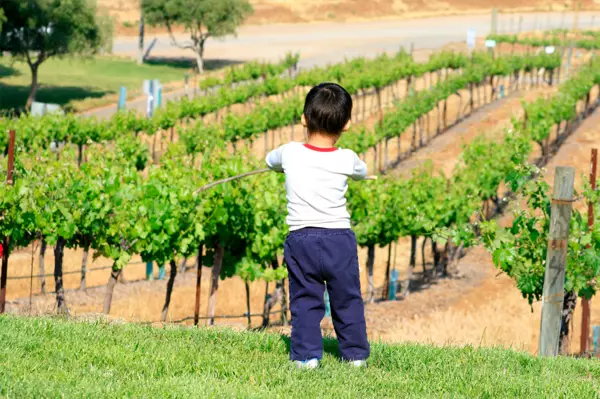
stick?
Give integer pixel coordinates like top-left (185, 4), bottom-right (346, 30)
top-left (581, 148), bottom-right (597, 354)
top-left (195, 169), bottom-right (270, 193)
top-left (0, 130), bottom-right (15, 314)
top-left (195, 169), bottom-right (379, 194)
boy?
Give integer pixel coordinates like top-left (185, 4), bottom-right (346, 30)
top-left (265, 82), bottom-right (370, 369)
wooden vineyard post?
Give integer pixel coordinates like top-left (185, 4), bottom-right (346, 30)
top-left (581, 149), bottom-right (598, 354)
top-left (539, 166), bottom-right (575, 357)
top-left (207, 244), bottom-right (224, 325)
top-left (194, 244), bottom-right (204, 326)
top-left (137, 8), bottom-right (144, 65)
top-left (0, 130), bottom-right (16, 314)
top-left (376, 86), bottom-right (384, 171)
top-left (193, 71), bottom-right (198, 97)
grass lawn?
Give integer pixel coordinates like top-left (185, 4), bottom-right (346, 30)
top-left (1, 316), bottom-right (599, 398)
top-left (0, 56), bottom-right (196, 113)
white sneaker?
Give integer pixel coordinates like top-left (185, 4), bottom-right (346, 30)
top-left (294, 358), bottom-right (319, 369)
top-left (348, 360), bottom-right (367, 368)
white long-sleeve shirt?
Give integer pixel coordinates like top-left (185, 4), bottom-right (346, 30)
top-left (266, 142), bottom-right (368, 231)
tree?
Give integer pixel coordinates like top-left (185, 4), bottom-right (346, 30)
top-left (0, 0), bottom-right (107, 109)
top-left (142, 0), bottom-right (253, 73)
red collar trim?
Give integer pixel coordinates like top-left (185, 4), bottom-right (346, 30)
top-left (303, 143), bottom-right (338, 152)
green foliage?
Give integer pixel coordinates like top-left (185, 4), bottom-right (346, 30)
top-left (488, 32), bottom-right (600, 51)
top-left (521, 58), bottom-right (600, 152)
top-left (3, 48), bottom-right (550, 156)
top-left (481, 170), bottom-right (600, 303)
top-left (0, 0), bottom-right (108, 106)
top-left (339, 51), bottom-right (557, 154)
top-left (2, 48), bottom-right (590, 295)
top-left (144, 0), bottom-right (253, 39)
top-left (134, 158), bottom-right (202, 265)
top-left (0, 0), bottom-right (104, 58)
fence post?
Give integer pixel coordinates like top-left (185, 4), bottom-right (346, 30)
top-left (539, 166), bottom-right (575, 357)
top-left (194, 244), bottom-right (203, 326)
top-left (491, 9), bottom-right (498, 35)
top-left (0, 130), bottom-right (16, 314)
top-left (581, 149), bottom-right (598, 354)
top-left (118, 86), bottom-right (127, 111)
top-left (145, 261), bottom-right (154, 281)
top-left (137, 9), bottom-right (144, 65)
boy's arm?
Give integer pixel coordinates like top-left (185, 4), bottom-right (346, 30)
top-left (349, 152), bottom-right (368, 181)
top-left (265, 145), bottom-right (285, 173)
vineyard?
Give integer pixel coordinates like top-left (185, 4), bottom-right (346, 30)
top-left (1, 26), bottom-right (600, 362)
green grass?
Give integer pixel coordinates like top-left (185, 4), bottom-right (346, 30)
top-left (1, 315), bottom-right (599, 398)
top-left (0, 56), bottom-right (196, 112)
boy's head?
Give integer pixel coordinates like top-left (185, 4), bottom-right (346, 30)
top-left (302, 83), bottom-right (352, 139)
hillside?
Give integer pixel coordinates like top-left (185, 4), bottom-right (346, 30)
top-left (100, 0), bottom-right (600, 30)
top-left (1, 315), bottom-right (599, 397)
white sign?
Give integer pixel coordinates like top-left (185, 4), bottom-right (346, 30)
top-left (31, 102), bottom-right (64, 117)
top-left (545, 46), bottom-right (555, 54)
top-left (143, 80), bottom-right (152, 95)
top-left (467, 28), bottom-right (476, 50)
top-left (485, 40), bottom-right (496, 48)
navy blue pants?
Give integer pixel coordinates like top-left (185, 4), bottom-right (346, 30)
top-left (284, 228), bottom-right (370, 361)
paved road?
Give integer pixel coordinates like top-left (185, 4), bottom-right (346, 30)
top-left (87, 11), bottom-right (598, 119)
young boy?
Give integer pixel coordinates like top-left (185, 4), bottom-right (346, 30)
top-left (266, 82), bottom-right (370, 369)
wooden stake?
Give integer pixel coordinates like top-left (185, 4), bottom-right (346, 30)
top-left (539, 166), bottom-right (575, 357)
top-left (581, 149), bottom-right (597, 354)
top-left (0, 130), bottom-right (16, 314)
top-left (207, 244), bottom-right (224, 325)
top-left (194, 244), bottom-right (204, 326)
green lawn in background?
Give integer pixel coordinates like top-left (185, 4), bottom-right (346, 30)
top-left (0, 56), bottom-right (194, 113)
top-left (1, 315), bottom-right (599, 398)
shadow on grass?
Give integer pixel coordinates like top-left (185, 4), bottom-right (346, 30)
top-left (0, 64), bottom-right (20, 79)
top-left (0, 83), bottom-right (110, 113)
top-left (145, 57), bottom-right (244, 72)
top-left (279, 334), bottom-right (342, 360)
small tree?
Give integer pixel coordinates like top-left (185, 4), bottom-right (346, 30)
top-left (142, 0), bottom-right (253, 73)
top-left (0, 0), bottom-right (107, 109)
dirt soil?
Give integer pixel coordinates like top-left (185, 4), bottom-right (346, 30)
top-left (100, 0), bottom-right (600, 31)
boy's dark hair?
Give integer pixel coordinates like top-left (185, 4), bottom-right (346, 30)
top-left (303, 83), bottom-right (353, 136)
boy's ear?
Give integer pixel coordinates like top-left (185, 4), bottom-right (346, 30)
top-left (342, 119), bottom-right (351, 132)
top-left (301, 114), bottom-right (308, 127)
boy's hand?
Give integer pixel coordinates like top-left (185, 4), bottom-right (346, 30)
top-left (364, 175), bottom-right (378, 181)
